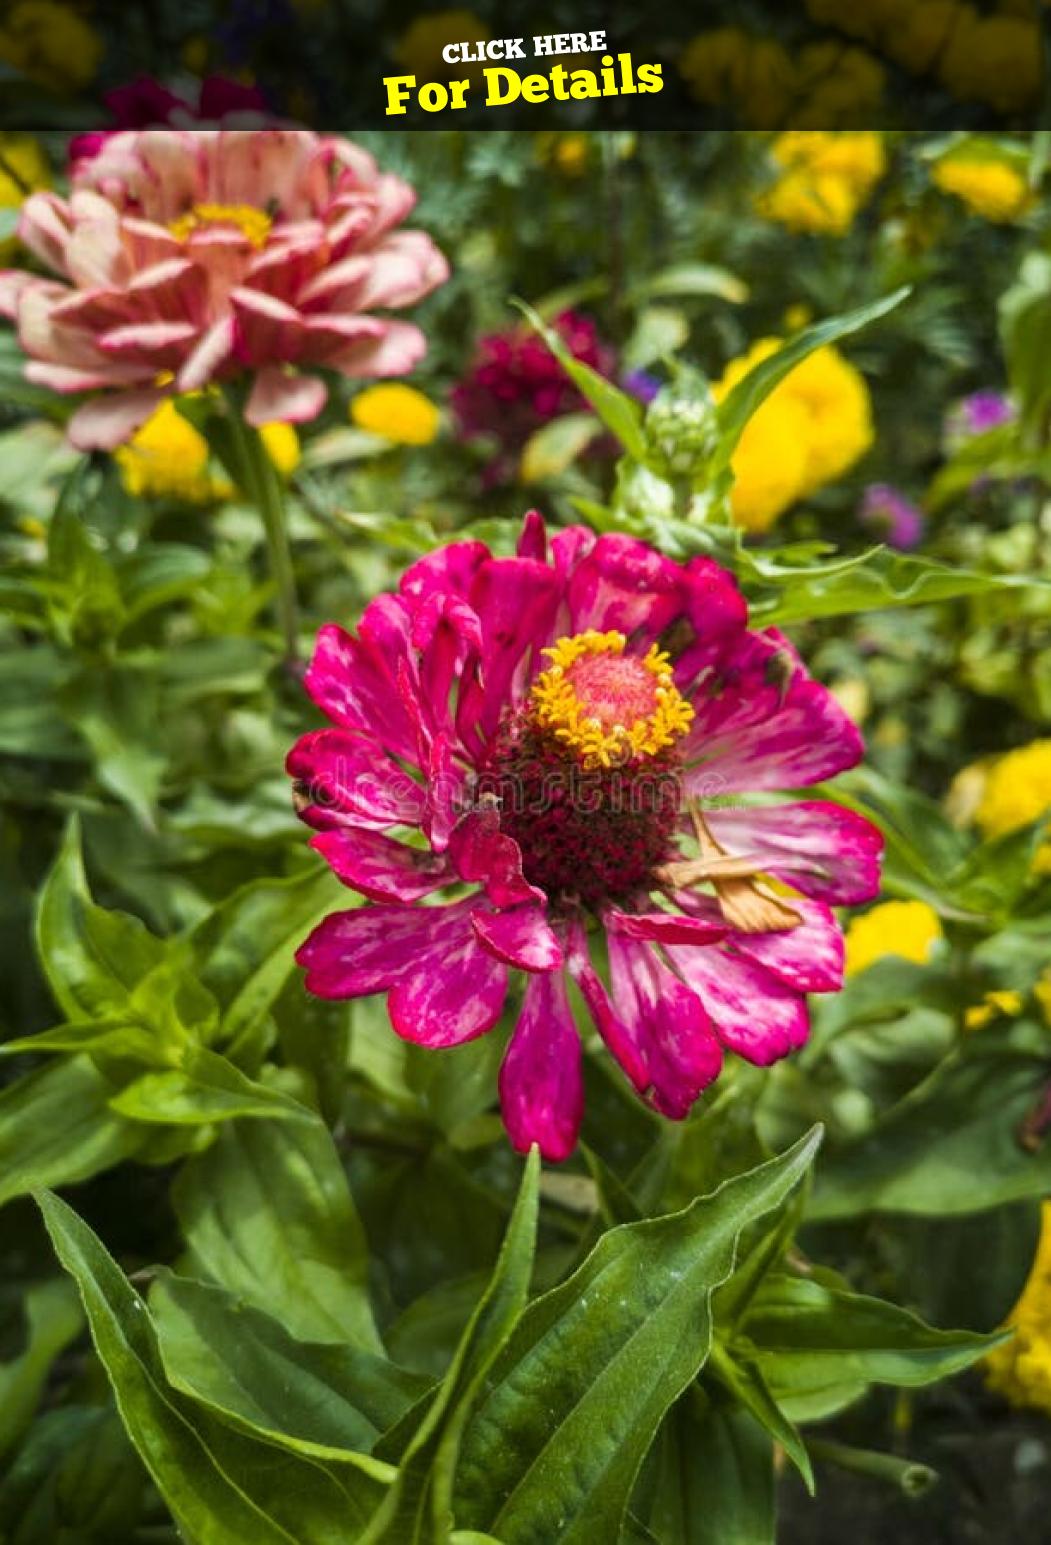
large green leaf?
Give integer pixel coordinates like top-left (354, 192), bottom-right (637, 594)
top-left (742, 1273), bottom-right (1001, 1424)
top-left (810, 1042), bottom-right (1051, 1219)
top-left (172, 1116), bottom-right (382, 1351)
top-left (36, 1191), bottom-right (307, 1545)
top-left (711, 289), bottom-right (909, 472)
top-left (643, 1391), bottom-right (774, 1545)
top-left (151, 1273), bottom-right (428, 1469)
top-left (362, 1147), bottom-right (541, 1543)
top-left (110, 1046), bottom-right (314, 1127)
top-left (0, 1057), bottom-right (145, 1207)
top-left (35, 817), bottom-right (166, 1022)
top-left (454, 1128), bottom-right (822, 1544)
top-left (514, 301), bottom-right (647, 460)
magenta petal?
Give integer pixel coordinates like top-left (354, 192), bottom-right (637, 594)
top-left (667, 943), bottom-right (810, 1066)
top-left (607, 933), bottom-right (723, 1118)
top-left (516, 509), bottom-right (548, 561)
top-left (567, 532), bottom-right (684, 640)
top-left (471, 903), bottom-right (563, 972)
top-left (703, 801), bottom-right (883, 905)
top-left (683, 630), bottom-right (863, 794)
top-left (400, 539), bottom-right (489, 605)
top-left (304, 623), bottom-right (416, 762)
top-left (499, 969), bottom-right (583, 1162)
top-left (673, 892), bottom-right (844, 994)
top-left (448, 808), bottom-right (541, 908)
top-left (566, 919), bottom-right (649, 1093)
top-left (310, 828), bottom-right (451, 902)
top-left (388, 925), bottom-right (508, 1048)
top-left (457, 557), bottom-right (561, 746)
top-left (286, 727), bottom-right (425, 831)
top-left (605, 908), bottom-right (728, 946)
top-left (296, 903), bottom-right (437, 998)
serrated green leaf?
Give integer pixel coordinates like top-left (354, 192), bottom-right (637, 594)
top-left (454, 1128), bottom-right (822, 1544)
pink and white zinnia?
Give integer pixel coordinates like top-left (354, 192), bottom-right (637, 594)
top-left (0, 130), bottom-right (449, 449)
top-left (291, 515), bottom-right (883, 1161)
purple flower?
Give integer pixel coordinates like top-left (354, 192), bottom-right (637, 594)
top-left (859, 484), bottom-right (925, 550)
top-left (622, 368), bottom-right (662, 406)
top-left (945, 390), bottom-right (1016, 451)
top-left (287, 513), bottom-right (883, 1161)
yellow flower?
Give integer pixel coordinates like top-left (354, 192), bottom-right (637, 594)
top-left (1035, 970), bottom-right (1051, 1025)
top-left (679, 28), bottom-right (796, 128)
top-left (758, 132), bottom-right (887, 234)
top-left (804, 0), bottom-right (912, 45)
top-left (713, 338), bottom-right (874, 530)
top-left (757, 169), bottom-right (860, 236)
top-left (351, 383), bottom-right (441, 446)
top-left (394, 9), bottom-right (490, 79)
top-left (843, 899), bottom-right (943, 976)
top-left (0, 135), bottom-right (49, 258)
top-left (974, 740), bottom-right (1051, 871)
top-left (790, 44), bottom-right (887, 127)
top-left (0, 1), bottom-right (101, 92)
top-left (539, 134), bottom-right (591, 177)
top-left (964, 989), bottom-right (1024, 1030)
top-left (931, 156), bottom-right (1034, 223)
top-left (985, 1202), bottom-right (1051, 1415)
top-left (116, 401), bottom-right (299, 502)
top-left (885, 0), bottom-right (971, 73)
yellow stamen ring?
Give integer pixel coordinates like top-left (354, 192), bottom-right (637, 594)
top-left (169, 203), bottom-right (273, 248)
top-left (529, 629), bottom-right (694, 768)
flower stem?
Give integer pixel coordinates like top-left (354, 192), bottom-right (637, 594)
top-left (222, 393), bottom-right (300, 665)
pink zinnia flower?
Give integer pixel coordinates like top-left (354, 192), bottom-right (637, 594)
top-left (452, 309), bottom-right (614, 484)
top-left (0, 129), bottom-right (449, 450)
top-left (290, 514), bottom-right (883, 1161)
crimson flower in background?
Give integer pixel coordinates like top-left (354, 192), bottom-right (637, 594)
top-left (289, 513), bottom-right (883, 1161)
top-left (69, 77), bottom-right (273, 165)
top-left (0, 129), bottom-right (449, 447)
top-left (451, 309), bottom-right (614, 484)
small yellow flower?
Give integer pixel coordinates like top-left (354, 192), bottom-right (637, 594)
top-left (964, 989), bottom-right (1024, 1030)
top-left (679, 28), bottom-right (796, 128)
top-left (974, 740), bottom-right (1051, 872)
top-left (713, 338), bottom-right (874, 532)
top-left (843, 899), bottom-right (943, 976)
top-left (931, 156), bottom-right (1034, 223)
top-left (0, 135), bottom-right (49, 258)
top-left (394, 9), bottom-right (490, 79)
top-left (116, 400), bottom-right (299, 502)
top-left (0, 0), bottom-right (102, 92)
top-left (180, 34), bottom-right (210, 75)
top-left (351, 384), bottom-right (441, 446)
top-left (985, 1202), bottom-right (1051, 1415)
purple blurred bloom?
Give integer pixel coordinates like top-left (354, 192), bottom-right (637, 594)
top-left (945, 390), bottom-right (1015, 452)
top-left (623, 369), bottom-right (662, 406)
top-left (859, 484), bottom-right (925, 550)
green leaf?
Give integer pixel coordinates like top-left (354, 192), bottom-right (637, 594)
top-left (183, 865), bottom-right (342, 1056)
top-left (172, 1115), bottom-right (382, 1351)
top-left (0, 1280), bottom-right (82, 1460)
top-left (707, 1341), bottom-right (812, 1491)
top-left (35, 817), bottom-right (165, 1022)
top-left (514, 300), bottom-right (647, 460)
top-left (741, 1273), bottom-right (1000, 1426)
top-left (0, 1057), bottom-right (145, 1207)
top-left (712, 289), bottom-right (909, 473)
top-left (362, 1147), bottom-right (541, 1543)
top-left (644, 1391), bottom-right (774, 1545)
top-left (519, 412), bottom-right (604, 483)
top-left (36, 1190), bottom-right (305, 1545)
top-left (628, 263), bottom-right (748, 306)
top-left (810, 1041), bottom-right (1051, 1219)
top-left (151, 1273), bottom-right (429, 1470)
top-left (454, 1128), bottom-right (822, 1544)
top-left (621, 306), bottom-right (689, 372)
top-left (110, 1046), bottom-right (314, 1126)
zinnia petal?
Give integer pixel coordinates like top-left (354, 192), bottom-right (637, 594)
top-left (499, 968), bottom-right (583, 1161)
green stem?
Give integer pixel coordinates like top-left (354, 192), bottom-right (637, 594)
top-left (223, 395), bottom-right (300, 665)
top-left (806, 1438), bottom-right (938, 1498)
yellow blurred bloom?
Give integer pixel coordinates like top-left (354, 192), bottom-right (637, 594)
top-left (394, 9), bottom-right (490, 79)
top-left (974, 740), bottom-right (1051, 871)
top-left (351, 383), bottom-right (441, 446)
top-left (758, 131), bottom-right (887, 235)
top-left (0, 1), bottom-right (101, 92)
top-left (0, 135), bottom-right (49, 258)
top-left (805, 0), bottom-right (912, 46)
top-left (931, 156), bottom-right (1034, 223)
top-left (790, 44), bottom-right (887, 127)
top-left (844, 900), bottom-right (943, 976)
top-left (680, 28), bottom-right (796, 129)
top-left (885, 0), bottom-right (969, 72)
top-left (940, 13), bottom-right (1042, 113)
top-left (714, 338), bottom-right (874, 531)
top-left (116, 401), bottom-right (298, 502)
top-left (540, 134), bottom-right (590, 177)
top-left (985, 1202), bottom-right (1051, 1415)
top-left (964, 989), bottom-right (1024, 1030)
top-left (757, 170), bottom-right (859, 236)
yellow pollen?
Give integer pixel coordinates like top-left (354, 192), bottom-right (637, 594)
top-left (529, 629), bottom-right (694, 768)
top-left (168, 202), bottom-right (273, 248)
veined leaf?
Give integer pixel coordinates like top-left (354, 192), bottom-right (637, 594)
top-left (514, 300), bottom-right (647, 460)
top-left (454, 1129), bottom-right (822, 1544)
top-left (0, 1057), bottom-right (145, 1207)
top-left (109, 1047), bottom-right (314, 1126)
top-left (643, 1391), bottom-right (774, 1545)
